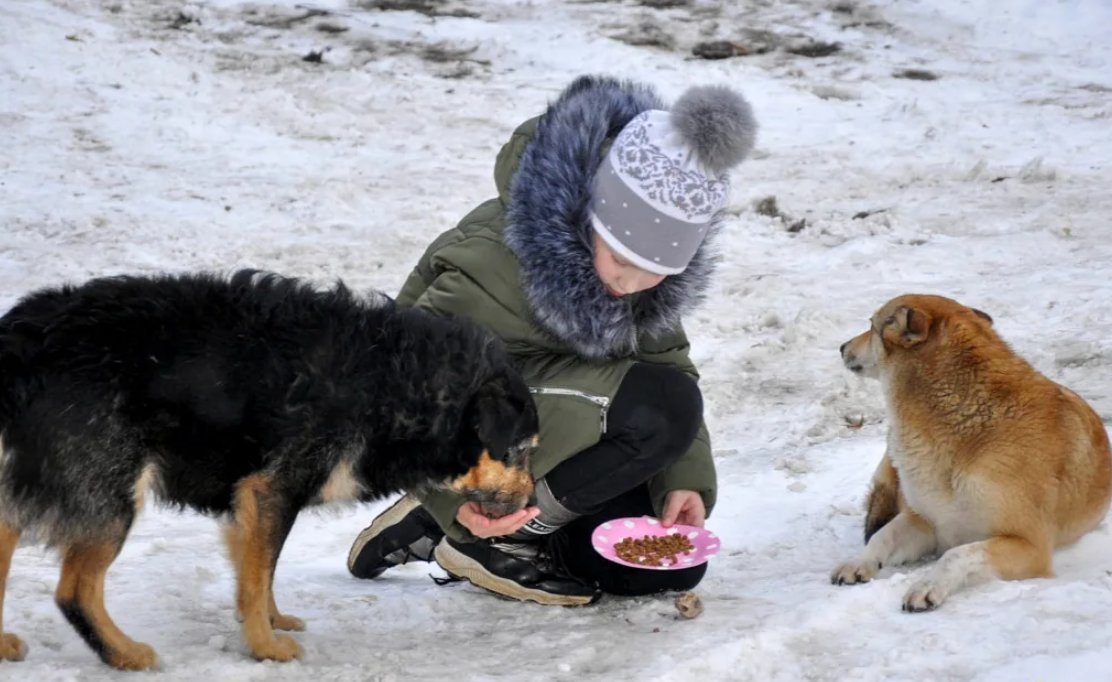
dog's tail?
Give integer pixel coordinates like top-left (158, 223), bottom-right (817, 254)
top-left (0, 320), bottom-right (18, 432)
top-left (864, 454), bottom-right (901, 543)
top-left (0, 284), bottom-right (75, 430)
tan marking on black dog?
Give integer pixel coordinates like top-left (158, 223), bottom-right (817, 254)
top-left (229, 475), bottom-right (302, 662)
top-left (0, 522), bottom-right (26, 662)
top-left (55, 540), bottom-right (158, 670)
top-left (316, 459), bottom-right (363, 504)
top-left (132, 464), bottom-right (160, 513)
top-left (448, 449), bottom-right (535, 515)
top-left (222, 518), bottom-right (304, 633)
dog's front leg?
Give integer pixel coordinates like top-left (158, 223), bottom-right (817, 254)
top-left (222, 525), bottom-right (305, 632)
top-left (268, 587), bottom-right (305, 632)
top-left (902, 534), bottom-right (1052, 612)
top-left (230, 474), bottom-right (302, 662)
top-left (832, 510), bottom-right (936, 585)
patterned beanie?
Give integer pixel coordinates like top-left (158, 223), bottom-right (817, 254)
top-left (589, 85), bottom-right (757, 275)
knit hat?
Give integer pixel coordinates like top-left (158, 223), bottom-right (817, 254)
top-left (588, 86), bottom-right (756, 275)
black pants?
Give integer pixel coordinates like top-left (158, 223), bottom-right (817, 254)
top-left (543, 363), bottom-right (707, 595)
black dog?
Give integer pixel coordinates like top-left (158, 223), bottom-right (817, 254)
top-left (0, 271), bottom-right (537, 670)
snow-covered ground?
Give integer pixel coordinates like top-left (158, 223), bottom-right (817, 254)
top-left (2, 0), bottom-right (1111, 679)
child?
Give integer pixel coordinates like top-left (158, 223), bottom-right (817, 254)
top-left (347, 75), bottom-right (756, 605)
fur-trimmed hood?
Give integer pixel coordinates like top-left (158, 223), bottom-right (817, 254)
top-left (502, 76), bottom-right (727, 360)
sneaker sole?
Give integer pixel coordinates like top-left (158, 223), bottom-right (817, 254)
top-left (433, 541), bottom-right (597, 607)
top-left (347, 495), bottom-right (423, 575)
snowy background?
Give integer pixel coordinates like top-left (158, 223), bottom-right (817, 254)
top-left (2, 0), bottom-right (1112, 679)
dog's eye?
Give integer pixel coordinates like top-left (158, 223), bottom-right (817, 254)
top-left (505, 439), bottom-right (535, 462)
top-left (884, 315), bottom-right (896, 326)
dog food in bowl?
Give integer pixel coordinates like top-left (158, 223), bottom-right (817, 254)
top-left (614, 533), bottom-right (696, 567)
top-left (593, 517), bottom-right (720, 570)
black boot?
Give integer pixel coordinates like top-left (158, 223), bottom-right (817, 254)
top-left (348, 495), bottom-right (444, 579)
top-left (433, 537), bottom-right (600, 606)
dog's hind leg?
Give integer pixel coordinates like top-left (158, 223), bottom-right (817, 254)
top-left (902, 534), bottom-right (1052, 612)
top-left (0, 522), bottom-right (27, 662)
top-left (864, 453), bottom-right (901, 543)
top-left (55, 530), bottom-right (157, 670)
top-left (229, 474), bottom-right (302, 662)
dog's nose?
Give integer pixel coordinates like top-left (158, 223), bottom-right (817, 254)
top-left (840, 341), bottom-right (848, 356)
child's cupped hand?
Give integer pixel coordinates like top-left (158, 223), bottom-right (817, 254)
top-left (456, 501), bottom-right (540, 538)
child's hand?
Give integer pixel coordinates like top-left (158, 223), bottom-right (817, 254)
top-left (661, 490), bottom-right (706, 528)
top-left (456, 501), bottom-right (540, 538)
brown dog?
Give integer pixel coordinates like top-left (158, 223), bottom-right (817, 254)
top-left (832, 294), bottom-right (1111, 611)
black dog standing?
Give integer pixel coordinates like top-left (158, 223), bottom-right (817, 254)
top-left (0, 270), bottom-right (537, 669)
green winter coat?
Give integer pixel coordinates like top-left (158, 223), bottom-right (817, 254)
top-left (398, 78), bottom-right (719, 541)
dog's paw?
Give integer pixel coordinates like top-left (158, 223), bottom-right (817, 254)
top-left (831, 558), bottom-right (881, 585)
top-left (902, 579), bottom-right (948, 612)
top-left (106, 641), bottom-right (159, 671)
top-left (0, 632), bottom-right (27, 661)
top-left (250, 634), bottom-right (303, 662)
top-left (271, 613), bottom-right (306, 632)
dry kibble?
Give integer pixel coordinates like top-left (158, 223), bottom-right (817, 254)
top-left (614, 533), bottom-right (695, 567)
top-left (674, 591), bottom-right (703, 619)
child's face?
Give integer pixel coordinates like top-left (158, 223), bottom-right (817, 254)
top-left (592, 230), bottom-right (666, 297)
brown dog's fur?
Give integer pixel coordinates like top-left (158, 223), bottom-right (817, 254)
top-left (832, 294), bottom-right (1112, 611)
top-left (863, 455), bottom-right (901, 544)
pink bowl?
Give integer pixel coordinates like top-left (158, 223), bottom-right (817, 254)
top-left (591, 516), bottom-right (720, 571)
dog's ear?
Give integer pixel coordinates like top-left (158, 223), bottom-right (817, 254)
top-left (466, 378), bottom-right (519, 461)
top-left (971, 308), bottom-right (993, 325)
top-left (895, 306), bottom-right (931, 348)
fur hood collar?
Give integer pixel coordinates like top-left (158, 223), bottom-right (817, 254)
top-left (502, 76), bottom-right (722, 360)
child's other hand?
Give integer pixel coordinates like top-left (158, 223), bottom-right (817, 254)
top-left (661, 490), bottom-right (706, 528)
top-left (456, 501), bottom-right (540, 538)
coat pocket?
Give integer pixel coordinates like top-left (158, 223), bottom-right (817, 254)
top-left (529, 386), bottom-right (612, 434)
top-left (525, 386), bottom-right (613, 478)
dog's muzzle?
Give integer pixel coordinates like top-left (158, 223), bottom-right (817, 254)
top-left (448, 450), bottom-right (535, 519)
top-left (841, 341), bottom-right (866, 374)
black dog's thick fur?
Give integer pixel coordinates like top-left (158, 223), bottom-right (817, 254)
top-left (0, 270), bottom-right (537, 667)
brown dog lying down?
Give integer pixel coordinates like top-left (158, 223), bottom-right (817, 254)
top-left (832, 294), bottom-right (1111, 611)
